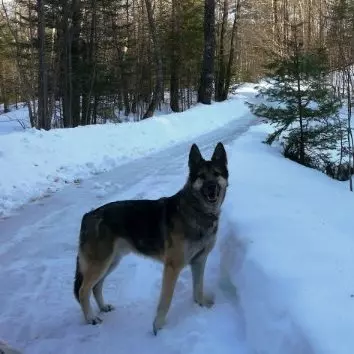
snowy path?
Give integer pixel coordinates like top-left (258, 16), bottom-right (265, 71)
top-left (0, 116), bottom-right (253, 354)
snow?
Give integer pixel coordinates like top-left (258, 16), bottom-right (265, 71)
top-left (0, 117), bottom-right (251, 354)
top-left (220, 123), bottom-right (354, 354)
top-left (0, 90), bottom-right (255, 217)
top-left (1, 82), bottom-right (354, 354)
top-left (0, 107), bottom-right (31, 135)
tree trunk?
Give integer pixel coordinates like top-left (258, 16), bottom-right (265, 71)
top-left (3, 96), bottom-right (9, 114)
top-left (117, 43), bottom-right (130, 117)
top-left (215, 0), bottom-right (228, 102)
top-left (307, 0), bottom-right (312, 49)
top-left (272, 0), bottom-right (279, 42)
top-left (223, 0), bottom-right (241, 100)
top-left (0, 61), bottom-right (9, 113)
top-left (81, 39), bottom-right (89, 126)
top-left (37, 0), bottom-right (49, 130)
top-left (71, 0), bottom-right (82, 127)
top-left (123, 0), bottom-right (131, 116)
top-left (346, 69), bottom-right (354, 191)
top-left (143, 0), bottom-right (164, 118)
top-left (60, 1), bottom-right (72, 128)
top-left (283, 0), bottom-right (289, 53)
top-left (319, 0), bottom-right (324, 46)
top-left (82, 1), bottom-right (97, 125)
top-left (92, 95), bottom-right (98, 124)
top-left (170, 0), bottom-right (180, 112)
top-left (198, 0), bottom-right (215, 104)
top-left (294, 36), bottom-right (305, 165)
top-left (27, 100), bottom-right (35, 127)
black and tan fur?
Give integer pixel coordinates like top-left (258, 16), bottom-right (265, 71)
top-left (73, 142), bottom-right (229, 334)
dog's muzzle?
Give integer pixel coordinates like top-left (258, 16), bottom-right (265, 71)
top-left (202, 181), bottom-right (220, 203)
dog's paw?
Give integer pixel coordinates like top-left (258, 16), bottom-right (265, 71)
top-left (195, 293), bottom-right (215, 308)
top-left (86, 315), bottom-right (103, 325)
top-left (152, 316), bottom-right (166, 336)
top-left (100, 304), bottom-right (115, 312)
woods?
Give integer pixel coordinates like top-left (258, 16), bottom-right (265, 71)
top-left (0, 0), bottom-right (238, 128)
top-left (0, 0), bottom-right (353, 132)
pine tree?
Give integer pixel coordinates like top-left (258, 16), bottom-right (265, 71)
top-left (249, 37), bottom-right (343, 173)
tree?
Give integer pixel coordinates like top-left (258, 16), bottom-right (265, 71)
top-left (170, 0), bottom-right (180, 112)
top-left (143, 0), bottom-right (164, 118)
top-left (71, 0), bottom-right (83, 127)
top-left (4, 0), bottom-right (346, 128)
top-left (215, 0), bottom-right (242, 102)
top-left (328, 0), bottom-right (354, 188)
top-left (198, 0), bottom-right (215, 104)
top-left (37, 0), bottom-right (49, 130)
top-left (249, 32), bottom-right (342, 174)
top-left (215, 0), bottom-right (228, 102)
top-left (0, 18), bottom-right (12, 113)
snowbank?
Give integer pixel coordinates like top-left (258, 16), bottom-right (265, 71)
top-left (220, 124), bottom-right (354, 354)
top-left (0, 89), bottom-right (256, 217)
top-left (0, 107), bottom-right (31, 135)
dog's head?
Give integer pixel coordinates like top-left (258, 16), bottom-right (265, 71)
top-left (187, 142), bottom-right (228, 208)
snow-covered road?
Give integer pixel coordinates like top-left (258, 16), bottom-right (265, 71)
top-left (0, 116), bottom-right (254, 354)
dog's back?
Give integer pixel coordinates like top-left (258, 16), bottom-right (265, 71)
top-left (73, 196), bottom-right (178, 303)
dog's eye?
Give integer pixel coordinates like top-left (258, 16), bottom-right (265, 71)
top-left (213, 171), bottom-right (221, 177)
top-left (197, 173), bottom-right (206, 179)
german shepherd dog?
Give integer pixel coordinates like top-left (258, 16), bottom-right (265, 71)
top-left (73, 142), bottom-right (229, 334)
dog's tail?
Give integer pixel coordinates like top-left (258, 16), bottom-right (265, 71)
top-left (74, 255), bottom-right (83, 302)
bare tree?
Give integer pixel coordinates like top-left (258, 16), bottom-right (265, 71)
top-left (223, 0), bottom-right (242, 100)
top-left (37, 0), bottom-right (49, 130)
top-left (71, 0), bottom-right (83, 127)
top-left (143, 0), bottom-right (164, 118)
top-left (345, 68), bottom-right (354, 191)
top-left (215, 0), bottom-right (228, 102)
top-left (170, 0), bottom-right (180, 112)
top-left (198, 0), bottom-right (215, 104)
top-left (1, 0), bottom-right (37, 127)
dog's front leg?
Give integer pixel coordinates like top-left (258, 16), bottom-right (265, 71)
top-left (153, 263), bottom-right (181, 335)
top-left (190, 250), bottom-right (214, 308)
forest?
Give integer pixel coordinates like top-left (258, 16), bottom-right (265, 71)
top-left (0, 0), bottom-right (353, 131)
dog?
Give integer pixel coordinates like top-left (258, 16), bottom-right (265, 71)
top-left (73, 142), bottom-right (229, 334)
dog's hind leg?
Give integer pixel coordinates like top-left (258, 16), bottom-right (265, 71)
top-left (79, 259), bottom-right (113, 325)
top-left (92, 278), bottom-right (114, 313)
top-left (93, 256), bottom-right (121, 313)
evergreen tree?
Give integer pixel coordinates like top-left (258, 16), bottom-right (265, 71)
top-left (249, 40), bottom-right (343, 173)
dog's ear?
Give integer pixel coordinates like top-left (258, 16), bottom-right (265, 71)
top-left (211, 142), bottom-right (227, 166)
top-left (189, 143), bottom-right (203, 169)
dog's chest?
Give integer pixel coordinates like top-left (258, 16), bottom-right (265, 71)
top-left (184, 222), bottom-right (217, 263)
